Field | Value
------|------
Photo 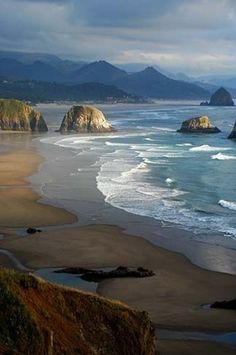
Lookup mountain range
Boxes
[1,50,235,101]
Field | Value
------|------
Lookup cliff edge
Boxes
[0,268,155,355]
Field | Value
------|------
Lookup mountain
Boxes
[0,50,210,99]
[0,50,62,65]
[0,58,67,82]
[197,74,236,89]
[71,60,127,84]
[0,79,143,103]
[0,268,155,354]
[113,67,210,99]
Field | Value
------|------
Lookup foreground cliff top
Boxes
[0,268,155,355]
[177,115,221,133]
[0,98,48,132]
[59,105,115,133]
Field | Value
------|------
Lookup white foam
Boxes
[151,126,176,132]
[211,153,236,160]
[176,143,193,147]
[190,145,230,152]
[145,138,155,142]
[219,200,236,211]
[165,178,175,185]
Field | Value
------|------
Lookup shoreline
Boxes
[33,136,236,275]
[0,136,236,354]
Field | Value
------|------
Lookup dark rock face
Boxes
[0,99,48,131]
[26,228,42,234]
[59,105,114,133]
[55,266,155,282]
[211,299,236,310]
[228,121,236,139]
[200,101,209,106]
[209,87,234,106]
[177,116,221,133]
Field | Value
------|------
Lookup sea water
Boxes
[38,102,236,240]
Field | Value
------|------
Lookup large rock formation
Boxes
[208,87,234,106]
[59,105,114,133]
[0,99,48,131]
[0,268,156,354]
[177,116,221,133]
[228,121,236,139]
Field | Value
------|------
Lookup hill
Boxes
[0,268,155,354]
[0,79,143,103]
[72,60,127,84]
[113,67,210,99]
[0,51,210,99]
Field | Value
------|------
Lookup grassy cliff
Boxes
[0,268,155,354]
[0,99,48,131]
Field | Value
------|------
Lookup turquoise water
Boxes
[39,103,236,239]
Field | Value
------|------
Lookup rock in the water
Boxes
[0,99,48,132]
[209,87,234,106]
[228,121,236,139]
[177,116,221,133]
[211,299,236,310]
[59,105,114,133]
[200,101,209,106]
[54,266,155,282]
[26,228,42,234]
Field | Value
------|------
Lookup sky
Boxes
[0,0,236,76]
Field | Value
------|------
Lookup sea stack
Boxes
[59,105,115,133]
[228,121,236,139]
[177,116,221,133]
[208,87,234,106]
[0,99,48,132]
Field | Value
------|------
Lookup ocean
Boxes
[37,102,236,242]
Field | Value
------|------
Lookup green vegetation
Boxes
[0,268,155,354]
[0,80,144,104]
[0,99,26,119]
[0,269,44,354]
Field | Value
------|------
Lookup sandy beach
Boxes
[0,143,236,354]
[0,149,77,227]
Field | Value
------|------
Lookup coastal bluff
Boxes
[0,99,48,132]
[177,116,221,133]
[228,121,236,139]
[200,87,234,106]
[59,105,114,133]
[0,268,156,354]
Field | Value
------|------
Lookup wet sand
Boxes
[0,144,236,354]
[0,149,77,227]
[1,224,236,332]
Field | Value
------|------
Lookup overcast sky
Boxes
[0,0,236,76]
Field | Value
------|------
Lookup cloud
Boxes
[0,0,236,75]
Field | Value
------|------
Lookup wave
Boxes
[145,138,155,141]
[165,178,175,185]
[211,153,236,160]
[190,145,230,152]
[176,143,192,147]
[151,126,176,132]
[219,200,236,211]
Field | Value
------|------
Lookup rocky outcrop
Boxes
[55,266,155,282]
[0,268,156,354]
[209,87,234,106]
[177,116,221,133]
[228,121,236,139]
[0,99,48,131]
[211,298,236,310]
[59,105,114,133]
